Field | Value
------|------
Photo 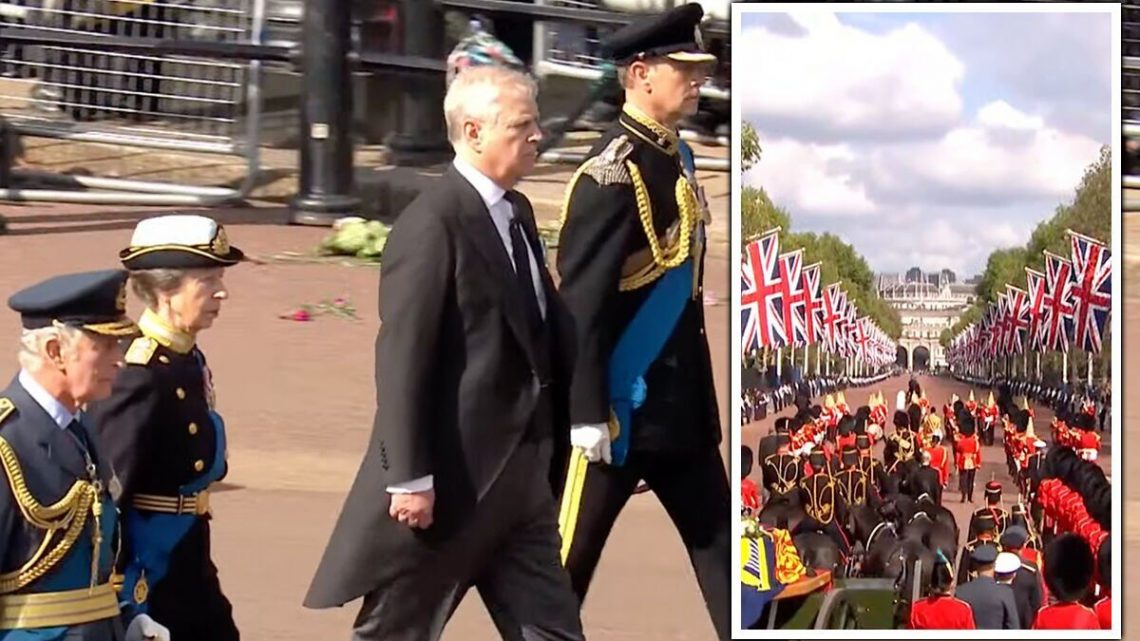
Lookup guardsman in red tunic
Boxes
[1033,534,1100,629]
[1075,412,1101,462]
[925,430,951,488]
[955,414,981,503]
[909,552,976,629]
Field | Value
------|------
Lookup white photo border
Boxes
[729,2,1123,638]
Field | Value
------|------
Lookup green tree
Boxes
[741,121,762,173]
[946,147,1111,380]
[741,186,790,243]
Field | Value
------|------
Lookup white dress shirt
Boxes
[18,369,76,430]
[387,156,547,495]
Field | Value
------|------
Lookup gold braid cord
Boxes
[0,437,98,594]
[619,164,697,291]
[559,152,700,293]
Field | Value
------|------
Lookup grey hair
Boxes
[129,269,186,309]
[443,65,538,145]
[17,324,82,372]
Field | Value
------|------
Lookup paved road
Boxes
[0,159,730,641]
[742,373,1116,628]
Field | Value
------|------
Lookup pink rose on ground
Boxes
[292,309,311,321]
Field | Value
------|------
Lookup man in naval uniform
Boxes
[554,4,729,639]
[85,215,244,641]
[0,270,168,641]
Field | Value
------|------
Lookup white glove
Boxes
[571,423,611,464]
[126,614,170,641]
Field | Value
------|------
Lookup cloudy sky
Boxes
[737,8,1113,279]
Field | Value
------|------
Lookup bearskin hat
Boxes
[742,446,754,479]
[1044,534,1094,603]
[893,410,910,430]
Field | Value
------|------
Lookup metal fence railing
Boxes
[0,0,266,204]
[533,0,729,103]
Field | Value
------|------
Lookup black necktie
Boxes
[66,418,90,455]
[507,209,543,331]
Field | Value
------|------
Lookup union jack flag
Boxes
[821,283,843,352]
[741,229,785,352]
[1025,267,1047,352]
[801,263,824,345]
[1005,285,1030,355]
[1068,231,1112,354]
[1042,251,1075,353]
[777,250,808,346]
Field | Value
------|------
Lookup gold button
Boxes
[176,388,186,399]
[188,423,199,435]
[158,355,170,364]
[194,460,205,472]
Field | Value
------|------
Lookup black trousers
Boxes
[959,468,976,501]
[560,445,731,641]
[147,519,239,641]
[350,437,584,641]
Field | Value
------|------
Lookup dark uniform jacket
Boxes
[556,101,719,456]
[0,375,122,640]
[1010,562,1043,630]
[955,575,1020,629]
[85,312,237,640]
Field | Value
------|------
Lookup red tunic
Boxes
[836,433,856,453]
[926,445,950,486]
[1096,597,1111,630]
[955,434,980,471]
[909,595,976,629]
[1032,603,1100,629]
[741,478,760,513]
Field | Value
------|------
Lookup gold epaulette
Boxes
[124,337,158,366]
[0,398,12,426]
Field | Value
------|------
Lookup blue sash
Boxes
[608,260,694,466]
[119,401,227,618]
[0,493,117,641]
[606,141,701,467]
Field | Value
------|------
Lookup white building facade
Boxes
[877,272,976,370]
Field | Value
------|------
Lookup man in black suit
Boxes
[554,5,729,640]
[0,270,169,641]
[303,65,584,641]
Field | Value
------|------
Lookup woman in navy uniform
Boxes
[0,270,168,641]
[554,4,729,639]
[86,215,243,641]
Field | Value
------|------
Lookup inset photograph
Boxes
[731,3,1119,636]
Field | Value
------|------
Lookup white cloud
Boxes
[737,12,966,142]
[865,99,1103,206]
[743,138,877,217]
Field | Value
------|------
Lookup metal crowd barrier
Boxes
[0,0,267,204]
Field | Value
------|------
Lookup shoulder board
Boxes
[125,337,158,365]
[0,397,12,426]
[583,135,634,187]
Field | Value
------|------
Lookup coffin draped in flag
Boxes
[740,524,807,628]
